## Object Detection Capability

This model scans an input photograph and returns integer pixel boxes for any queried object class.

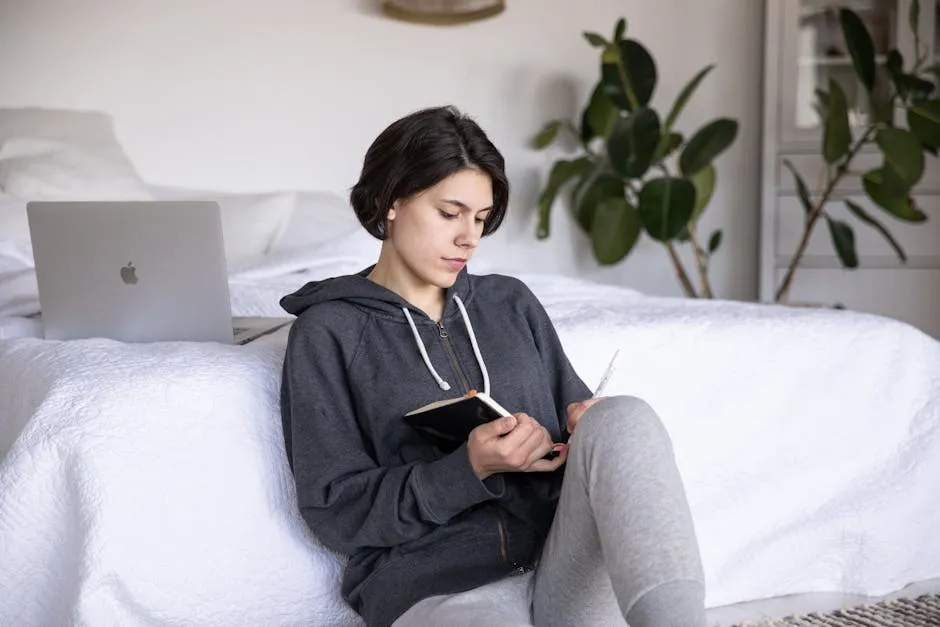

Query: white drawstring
[402,307,451,391]
[454,295,490,396]
[401,294,489,395]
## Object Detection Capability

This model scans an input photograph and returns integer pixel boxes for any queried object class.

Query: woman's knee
[573,395,672,451]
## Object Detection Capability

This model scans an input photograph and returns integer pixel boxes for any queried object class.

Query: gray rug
[732,594,940,626]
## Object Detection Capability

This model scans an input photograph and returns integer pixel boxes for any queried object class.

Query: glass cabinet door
[777,0,921,149]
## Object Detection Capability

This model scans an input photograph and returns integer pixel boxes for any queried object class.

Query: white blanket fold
[1,336,360,627]
[2,267,939,627]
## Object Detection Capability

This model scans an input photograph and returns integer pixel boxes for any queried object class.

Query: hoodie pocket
[399,508,496,558]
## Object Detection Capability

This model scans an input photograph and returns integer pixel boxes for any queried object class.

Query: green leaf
[840,9,876,91]
[613,17,626,41]
[620,39,657,109]
[888,71,933,105]
[531,120,563,150]
[537,157,590,238]
[823,78,851,163]
[904,74,934,102]
[707,229,723,254]
[782,159,813,215]
[654,132,683,162]
[862,169,929,222]
[584,32,607,48]
[607,108,661,178]
[637,177,696,242]
[579,108,594,145]
[814,88,830,122]
[678,118,738,176]
[689,164,716,223]
[844,199,907,263]
[664,64,715,131]
[583,83,619,142]
[826,217,859,268]
[601,39,657,112]
[884,49,933,102]
[591,197,642,264]
[885,48,904,80]
[925,64,940,95]
[876,127,925,196]
[576,173,625,233]
[601,54,631,110]
[907,99,940,148]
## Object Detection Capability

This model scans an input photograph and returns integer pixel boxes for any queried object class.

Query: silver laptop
[27,201,291,344]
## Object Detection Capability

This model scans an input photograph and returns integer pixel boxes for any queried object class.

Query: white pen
[593,349,620,397]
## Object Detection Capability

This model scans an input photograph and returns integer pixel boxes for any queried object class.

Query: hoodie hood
[279,265,473,322]
[280,265,485,394]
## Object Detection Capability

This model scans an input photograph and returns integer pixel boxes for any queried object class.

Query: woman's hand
[467,413,568,480]
[566,398,602,435]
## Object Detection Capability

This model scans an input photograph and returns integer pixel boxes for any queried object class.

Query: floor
[705,578,940,626]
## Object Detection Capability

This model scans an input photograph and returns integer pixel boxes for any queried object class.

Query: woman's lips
[444,258,466,271]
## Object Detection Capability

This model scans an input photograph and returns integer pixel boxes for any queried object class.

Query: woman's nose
[456,217,480,248]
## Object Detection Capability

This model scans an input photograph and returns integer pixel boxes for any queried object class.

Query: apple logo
[120,262,138,285]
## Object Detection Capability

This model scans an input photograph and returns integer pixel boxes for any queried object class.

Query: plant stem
[688,229,714,298]
[666,242,699,298]
[774,127,875,303]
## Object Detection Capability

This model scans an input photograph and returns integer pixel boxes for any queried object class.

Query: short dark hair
[350,106,509,239]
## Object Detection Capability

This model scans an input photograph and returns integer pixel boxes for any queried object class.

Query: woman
[279,106,706,627]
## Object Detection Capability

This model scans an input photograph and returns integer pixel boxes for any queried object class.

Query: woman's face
[386,168,494,289]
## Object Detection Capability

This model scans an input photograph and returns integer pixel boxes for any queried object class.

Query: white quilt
[2,251,940,627]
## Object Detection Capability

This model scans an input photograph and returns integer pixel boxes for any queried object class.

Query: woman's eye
[438,210,459,220]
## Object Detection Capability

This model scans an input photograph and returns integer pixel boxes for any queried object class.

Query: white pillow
[0,138,152,201]
[271,190,361,252]
[303,225,382,262]
[150,186,360,259]
[0,235,40,317]
[0,189,296,268]
[198,192,298,263]
[0,107,152,202]
[0,107,118,146]
[0,194,30,245]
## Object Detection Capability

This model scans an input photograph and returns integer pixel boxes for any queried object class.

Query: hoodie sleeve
[521,285,593,434]
[281,314,505,554]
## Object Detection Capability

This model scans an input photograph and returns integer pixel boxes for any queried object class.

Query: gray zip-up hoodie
[279,266,591,627]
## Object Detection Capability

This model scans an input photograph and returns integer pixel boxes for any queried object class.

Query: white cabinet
[760,0,940,339]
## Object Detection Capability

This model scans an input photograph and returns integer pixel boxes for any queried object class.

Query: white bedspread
[2,250,940,627]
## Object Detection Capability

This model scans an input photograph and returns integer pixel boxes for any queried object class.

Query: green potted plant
[774,2,937,303]
[531,17,738,298]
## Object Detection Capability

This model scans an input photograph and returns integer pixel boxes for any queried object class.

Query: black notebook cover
[403,392,510,453]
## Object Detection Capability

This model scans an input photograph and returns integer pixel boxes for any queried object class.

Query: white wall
[0,0,764,299]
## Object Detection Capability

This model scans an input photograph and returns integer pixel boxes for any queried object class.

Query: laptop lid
[27,200,235,344]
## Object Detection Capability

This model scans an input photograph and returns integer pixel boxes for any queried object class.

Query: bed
[2,109,940,626]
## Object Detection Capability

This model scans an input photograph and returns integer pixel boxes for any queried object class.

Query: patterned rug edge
[729,593,940,626]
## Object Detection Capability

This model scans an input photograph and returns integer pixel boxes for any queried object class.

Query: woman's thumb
[492,414,516,434]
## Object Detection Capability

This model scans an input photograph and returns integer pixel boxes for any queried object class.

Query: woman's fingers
[525,444,568,472]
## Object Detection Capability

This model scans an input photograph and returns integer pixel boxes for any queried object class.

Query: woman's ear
[387,200,399,222]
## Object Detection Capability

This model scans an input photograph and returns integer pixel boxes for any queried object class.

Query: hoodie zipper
[437,320,471,394]
[495,508,509,563]
[438,319,515,571]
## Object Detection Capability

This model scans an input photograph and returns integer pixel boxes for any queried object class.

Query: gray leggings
[392,396,706,627]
